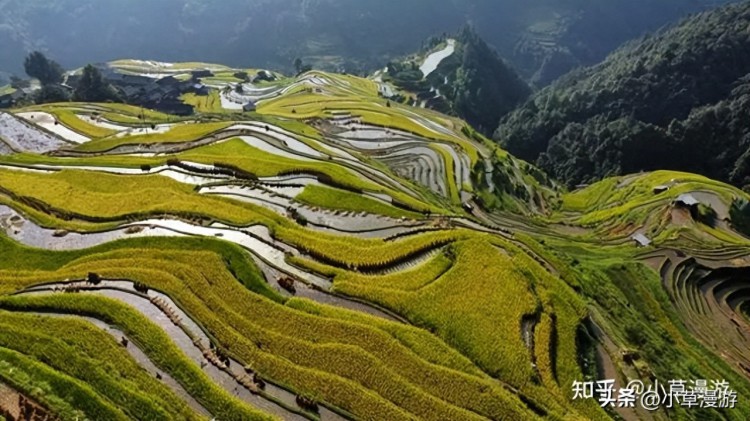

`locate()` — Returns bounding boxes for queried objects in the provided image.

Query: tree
[9,75,30,89]
[34,84,70,103]
[24,51,63,85]
[73,64,120,102]
[293,58,312,76]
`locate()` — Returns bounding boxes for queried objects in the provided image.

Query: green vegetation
[430,145,460,204]
[730,198,750,236]
[498,2,750,189]
[24,51,63,86]
[0,348,125,421]
[0,311,199,420]
[50,109,118,138]
[527,235,750,421]
[296,185,422,219]
[73,64,121,103]
[0,168,268,225]
[76,121,232,152]
[0,237,552,420]
[1,46,749,421]
[0,295,274,421]
[555,171,750,245]
[387,26,531,135]
[18,102,184,125]
[182,91,224,113]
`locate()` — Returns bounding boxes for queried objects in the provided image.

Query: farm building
[191,83,209,96]
[243,101,257,112]
[156,76,181,87]
[191,70,214,79]
[253,70,276,83]
[674,194,700,208]
[631,233,652,247]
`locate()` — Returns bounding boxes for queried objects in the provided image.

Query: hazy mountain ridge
[0,0,737,85]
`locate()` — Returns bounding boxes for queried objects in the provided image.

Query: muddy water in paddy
[0,205,184,250]
[0,112,70,153]
[1,205,407,325]
[16,112,90,144]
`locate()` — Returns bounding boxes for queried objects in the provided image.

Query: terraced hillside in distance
[0,65,749,421]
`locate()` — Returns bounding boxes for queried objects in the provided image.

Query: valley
[0,60,749,421]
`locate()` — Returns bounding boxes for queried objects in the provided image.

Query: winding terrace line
[13,284,324,421]
[17,311,212,418]
[0,112,72,153]
[47,121,427,205]
[0,204,412,323]
[1,158,422,237]
[637,248,750,377]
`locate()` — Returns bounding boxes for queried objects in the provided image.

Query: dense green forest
[496,1,750,188]
[439,28,532,135]
[0,0,735,84]
[385,27,531,134]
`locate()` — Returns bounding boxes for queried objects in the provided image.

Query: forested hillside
[384,27,531,135]
[496,1,750,188]
[437,28,532,135]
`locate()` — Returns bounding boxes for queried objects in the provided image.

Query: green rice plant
[331,239,540,384]
[295,185,422,219]
[430,144,461,204]
[51,110,119,138]
[76,121,233,152]
[182,91,224,114]
[284,297,485,377]
[0,233,282,301]
[0,347,127,421]
[277,227,470,270]
[0,313,200,420]
[176,138,437,213]
[0,295,276,421]
[0,168,276,227]
[17,102,177,124]
[15,255,455,420]
[294,235,598,418]
[292,248,453,293]
[0,238,562,420]
[64,251,504,420]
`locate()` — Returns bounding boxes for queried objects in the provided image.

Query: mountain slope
[1,67,750,420]
[0,0,737,84]
[382,27,531,135]
[496,1,750,188]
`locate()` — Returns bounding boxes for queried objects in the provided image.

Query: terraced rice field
[1,69,749,421]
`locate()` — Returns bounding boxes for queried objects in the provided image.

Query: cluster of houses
[2,66,276,114]
[631,186,707,247]
[0,87,36,108]
[84,66,214,115]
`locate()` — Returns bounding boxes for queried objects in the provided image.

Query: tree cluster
[73,64,121,102]
[444,26,531,135]
[20,51,121,105]
[385,26,531,136]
